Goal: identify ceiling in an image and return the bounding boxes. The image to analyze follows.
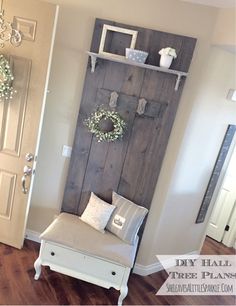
[181,0,236,8]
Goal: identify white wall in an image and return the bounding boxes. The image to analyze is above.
[212,8,236,48]
[27,0,236,270]
[137,47,236,267]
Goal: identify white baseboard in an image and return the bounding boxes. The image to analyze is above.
[25,229,41,243]
[133,250,199,276]
[133,261,163,276]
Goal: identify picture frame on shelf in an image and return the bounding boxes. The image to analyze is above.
[98,24,138,60]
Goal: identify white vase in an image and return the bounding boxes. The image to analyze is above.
[159,54,173,69]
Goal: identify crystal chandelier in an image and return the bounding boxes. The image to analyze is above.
[0,0,21,48]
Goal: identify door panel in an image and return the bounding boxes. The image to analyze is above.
[0,171,16,219]
[0,0,58,248]
[0,56,31,155]
[207,176,236,242]
[207,144,236,242]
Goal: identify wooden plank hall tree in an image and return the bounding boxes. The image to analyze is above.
[62,19,196,222]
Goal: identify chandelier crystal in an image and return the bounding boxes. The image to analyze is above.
[0,0,21,48]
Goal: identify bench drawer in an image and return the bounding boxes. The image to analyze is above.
[41,242,125,286]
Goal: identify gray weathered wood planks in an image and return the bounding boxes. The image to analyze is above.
[62,18,196,218]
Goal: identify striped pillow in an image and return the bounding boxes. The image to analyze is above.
[106,192,148,244]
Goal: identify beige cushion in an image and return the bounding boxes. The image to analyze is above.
[80,192,116,233]
[106,192,148,245]
[40,213,138,268]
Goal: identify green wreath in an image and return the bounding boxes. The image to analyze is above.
[0,54,15,101]
[84,108,126,142]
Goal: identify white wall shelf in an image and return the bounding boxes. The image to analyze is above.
[87,51,188,91]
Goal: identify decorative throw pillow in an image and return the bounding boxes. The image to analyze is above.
[80,192,116,233]
[106,192,148,244]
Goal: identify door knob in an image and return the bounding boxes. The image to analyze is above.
[22,166,32,194]
[23,165,32,176]
[25,153,34,162]
[22,176,28,194]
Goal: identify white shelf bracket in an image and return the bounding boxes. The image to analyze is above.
[175,74,182,91]
[90,54,97,73]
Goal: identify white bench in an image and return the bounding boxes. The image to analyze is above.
[34,213,138,305]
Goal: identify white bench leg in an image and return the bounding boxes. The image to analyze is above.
[34,257,42,280]
[117,267,130,305]
[118,285,128,306]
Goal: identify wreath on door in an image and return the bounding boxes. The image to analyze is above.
[0,54,15,101]
[84,108,126,142]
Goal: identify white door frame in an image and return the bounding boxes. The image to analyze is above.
[200,131,236,250]
[22,6,59,242]
[222,200,236,248]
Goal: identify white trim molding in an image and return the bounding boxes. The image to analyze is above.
[133,261,162,276]
[25,229,41,243]
[133,251,199,276]
[181,0,236,8]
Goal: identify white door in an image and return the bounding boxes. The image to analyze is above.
[207,146,236,242]
[0,0,58,249]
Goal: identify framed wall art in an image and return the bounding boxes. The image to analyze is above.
[98,24,138,59]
